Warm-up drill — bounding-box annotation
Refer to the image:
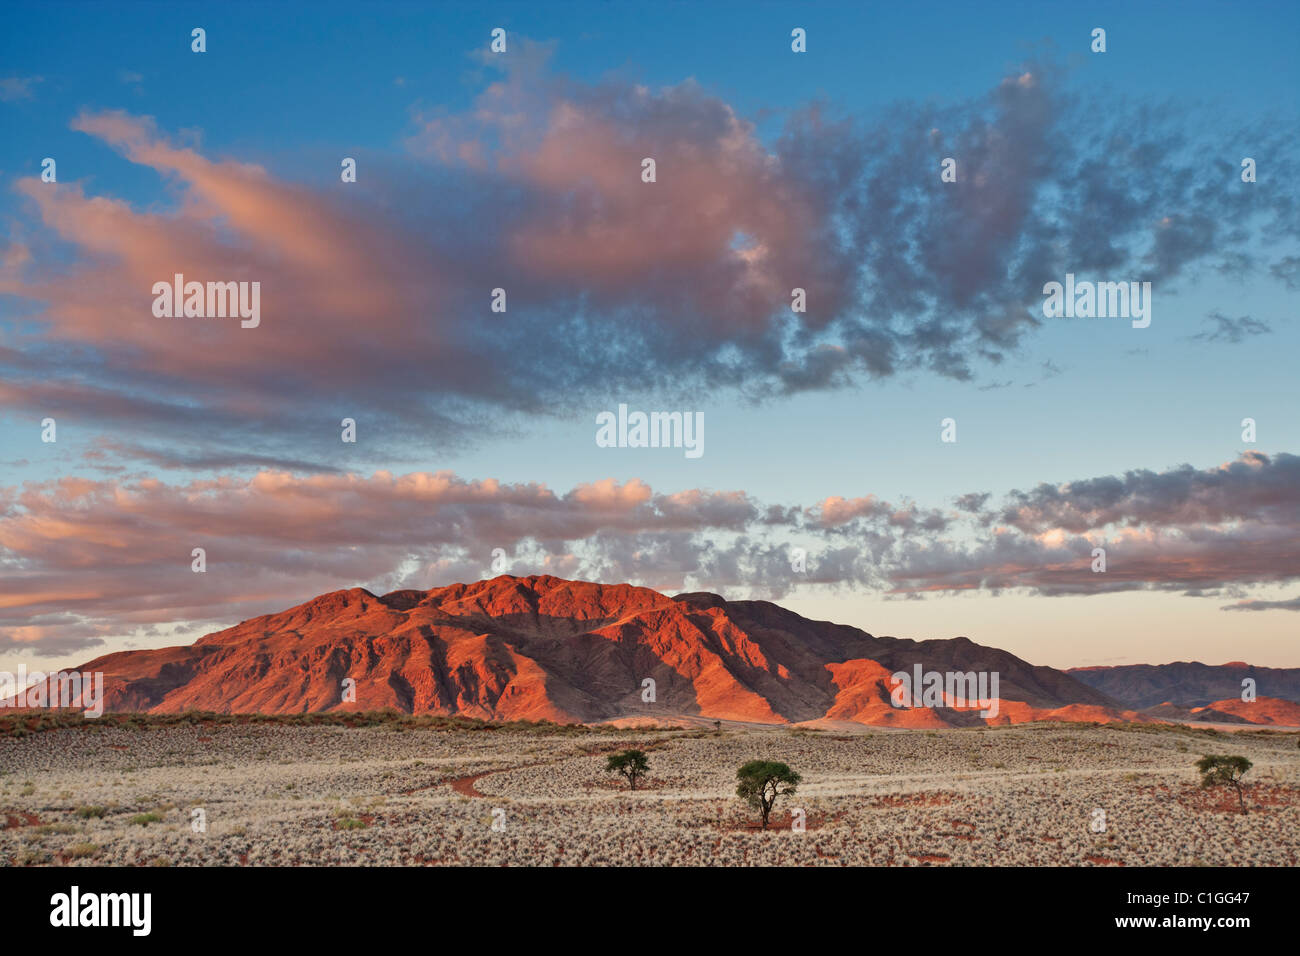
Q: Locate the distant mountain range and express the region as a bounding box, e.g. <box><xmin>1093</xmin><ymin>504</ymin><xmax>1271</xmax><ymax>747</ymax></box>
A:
<box><xmin>1069</xmin><ymin>661</ymin><xmax>1300</xmax><ymax>723</ymax></box>
<box><xmin>26</xmin><ymin>576</ymin><xmax>1300</xmax><ymax>727</ymax></box>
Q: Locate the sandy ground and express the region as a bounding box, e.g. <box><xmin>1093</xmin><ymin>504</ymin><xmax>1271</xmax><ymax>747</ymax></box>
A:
<box><xmin>2</xmin><ymin>719</ymin><xmax>1297</xmax><ymax>866</ymax></box>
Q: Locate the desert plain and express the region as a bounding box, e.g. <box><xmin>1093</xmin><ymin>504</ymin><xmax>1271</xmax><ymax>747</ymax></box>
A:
<box><xmin>2</xmin><ymin>714</ymin><xmax>1297</xmax><ymax>867</ymax></box>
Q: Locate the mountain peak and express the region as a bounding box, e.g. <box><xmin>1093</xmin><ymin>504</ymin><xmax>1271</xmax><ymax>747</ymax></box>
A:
<box><xmin>671</xmin><ymin>590</ymin><xmax>728</xmax><ymax>610</ymax></box>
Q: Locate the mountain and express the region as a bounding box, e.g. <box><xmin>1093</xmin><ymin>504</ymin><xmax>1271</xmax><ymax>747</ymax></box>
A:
<box><xmin>6</xmin><ymin>576</ymin><xmax>1190</xmax><ymax>726</ymax></box>
<box><xmin>16</xmin><ymin>577</ymin><xmax>1294</xmax><ymax>726</ymax></box>
<box><xmin>1141</xmin><ymin>696</ymin><xmax>1300</xmax><ymax>726</ymax></box>
<box><xmin>1069</xmin><ymin>661</ymin><xmax>1300</xmax><ymax>710</ymax></box>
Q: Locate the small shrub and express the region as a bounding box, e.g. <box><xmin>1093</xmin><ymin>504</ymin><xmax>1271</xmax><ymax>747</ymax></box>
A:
<box><xmin>36</xmin><ymin>823</ymin><xmax>79</xmax><ymax>835</ymax></box>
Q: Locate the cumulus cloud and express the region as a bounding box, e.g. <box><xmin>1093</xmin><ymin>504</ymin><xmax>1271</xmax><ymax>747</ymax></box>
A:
<box><xmin>3</xmin><ymin>452</ymin><xmax>1297</xmax><ymax>656</ymax></box>
<box><xmin>989</xmin><ymin>450</ymin><xmax>1299</xmax><ymax>533</ymax></box>
<box><xmin>0</xmin><ymin>470</ymin><xmax>769</xmax><ymax>653</ymax></box>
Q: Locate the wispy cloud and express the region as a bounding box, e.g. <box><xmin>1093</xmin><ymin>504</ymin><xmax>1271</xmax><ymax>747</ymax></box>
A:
<box><xmin>1221</xmin><ymin>595</ymin><xmax>1300</xmax><ymax>612</ymax></box>
<box><xmin>1190</xmin><ymin>310</ymin><xmax>1272</xmax><ymax>344</ymax></box>
<box><xmin>0</xmin><ymin>76</ymin><xmax>42</xmax><ymax>102</ymax></box>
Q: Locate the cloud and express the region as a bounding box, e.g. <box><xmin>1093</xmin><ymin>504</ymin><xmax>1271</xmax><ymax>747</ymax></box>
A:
<box><xmin>83</xmin><ymin>440</ymin><xmax>345</xmax><ymax>475</ymax></box>
<box><xmin>1190</xmin><ymin>311</ymin><xmax>1272</xmax><ymax>344</ymax></box>
<box><xmin>1</xmin><ymin>52</ymin><xmax>1295</xmax><ymax>471</ymax></box>
<box><xmin>0</xmin><ymin>76</ymin><xmax>42</xmax><ymax>102</ymax></box>
<box><xmin>885</xmin><ymin>451</ymin><xmax>1300</xmax><ymax>598</ymax></box>
<box><xmin>990</xmin><ymin>450</ymin><xmax>1299</xmax><ymax>533</ymax></box>
<box><xmin>0</xmin><ymin>470</ymin><xmax>769</xmax><ymax>654</ymax></box>
<box><xmin>1270</xmin><ymin>255</ymin><xmax>1300</xmax><ymax>291</ymax></box>
<box><xmin>1221</xmin><ymin>595</ymin><xmax>1300</xmax><ymax>612</ymax></box>
<box><xmin>3</xmin><ymin>452</ymin><xmax>1297</xmax><ymax>656</ymax></box>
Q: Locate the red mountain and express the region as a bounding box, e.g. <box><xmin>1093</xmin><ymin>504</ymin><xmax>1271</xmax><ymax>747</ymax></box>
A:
<box><xmin>46</xmin><ymin>576</ymin><xmax>1151</xmax><ymax>725</ymax></box>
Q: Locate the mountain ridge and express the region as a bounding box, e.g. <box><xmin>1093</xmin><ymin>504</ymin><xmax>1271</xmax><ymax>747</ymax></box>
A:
<box><xmin>1068</xmin><ymin>660</ymin><xmax>1300</xmax><ymax>710</ymax></box>
<box><xmin>17</xmin><ymin>576</ymin><xmax>1293</xmax><ymax>726</ymax></box>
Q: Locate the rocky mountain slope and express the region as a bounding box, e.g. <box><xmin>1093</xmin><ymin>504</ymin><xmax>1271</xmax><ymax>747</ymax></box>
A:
<box><xmin>28</xmin><ymin>575</ymin><xmax>1157</xmax><ymax>726</ymax></box>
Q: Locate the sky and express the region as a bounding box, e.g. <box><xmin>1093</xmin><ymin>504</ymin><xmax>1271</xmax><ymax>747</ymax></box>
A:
<box><xmin>1</xmin><ymin>0</ymin><xmax>1298</xmax><ymax>675</ymax></box>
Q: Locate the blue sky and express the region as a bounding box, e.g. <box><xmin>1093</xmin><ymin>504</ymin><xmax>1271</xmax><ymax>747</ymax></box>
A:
<box><xmin>2</xmin><ymin>0</ymin><xmax>1298</xmax><ymax>674</ymax></box>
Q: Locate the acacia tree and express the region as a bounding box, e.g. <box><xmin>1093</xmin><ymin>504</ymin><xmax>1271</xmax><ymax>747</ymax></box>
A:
<box><xmin>1196</xmin><ymin>754</ymin><xmax>1252</xmax><ymax>814</ymax></box>
<box><xmin>736</xmin><ymin>760</ymin><xmax>801</xmax><ymax>829</ymax></box>
<box><xmin>605</xmin><ymin>749</ymin><xmax>649</xmax><ymax>790</ymax></box>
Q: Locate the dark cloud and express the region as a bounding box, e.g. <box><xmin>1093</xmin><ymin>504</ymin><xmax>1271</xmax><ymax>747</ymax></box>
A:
<box><xmin>1221</xmin><ymin>595</ymin><xmax>1300</xmax><ymax>612</ymax></box>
